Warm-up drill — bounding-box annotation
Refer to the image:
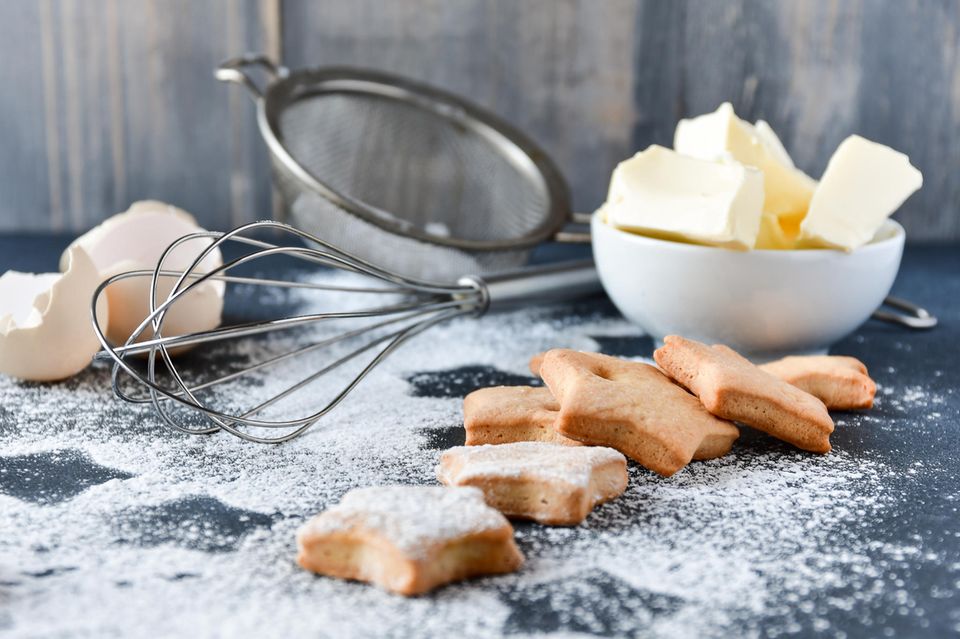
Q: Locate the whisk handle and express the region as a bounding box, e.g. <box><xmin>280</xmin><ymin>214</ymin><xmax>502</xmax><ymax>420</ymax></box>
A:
<box><xmin>462</xmin><ymin>260</ymin><xmax>603</xmax><ymax>313</ymax></box>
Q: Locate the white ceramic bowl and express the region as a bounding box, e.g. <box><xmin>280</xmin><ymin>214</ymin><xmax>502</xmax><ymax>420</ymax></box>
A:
<box><xmin>592</xmin><ymin>214</ymin><xmax>905</xmax><ymax>358</ymax></box>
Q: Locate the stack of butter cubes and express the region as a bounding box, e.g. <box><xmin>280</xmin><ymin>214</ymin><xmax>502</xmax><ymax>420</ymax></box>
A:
<box><xmin>600</xmin><ymin>103</ymin><xmax>923</xmax><ymax>252</ymax></box>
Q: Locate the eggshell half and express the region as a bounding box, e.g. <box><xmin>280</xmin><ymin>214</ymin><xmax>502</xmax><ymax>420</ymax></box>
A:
<box><xmin>0</xmin><ymin>246</ymin><xmax>109</xmax><ymax>381</ymax></box>
<box><xmin>62</xmin><ymin>201</ymin><xmax>225</xmax><ymax>351</ymax></box>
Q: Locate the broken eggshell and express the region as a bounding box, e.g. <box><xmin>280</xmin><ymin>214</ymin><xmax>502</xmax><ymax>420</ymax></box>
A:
<box><xmin>0</xmin><ymin>246</ymin><xmax>110</xmax><ymax>381</ymax></box>
<box><xmin>62</xmin><ymin>200</ymin><xmax>225</xmax><ymax>353</ymax></box>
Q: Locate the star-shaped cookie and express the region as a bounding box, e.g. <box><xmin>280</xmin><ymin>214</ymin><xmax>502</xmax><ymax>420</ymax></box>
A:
<box><xmin>296</xmin><ymin>486</ymin><xmax>523</xmax><ymax>596</ymax></box>
<box><xmin>437</xmin><ymin>441</ymin><xmax>628</xmax><ymax>525</ymax></box>
<box><xmin>538</xmin><ymin>349</ymin><xmax>740</xmax><ymax>477</ymax></box>
<box><xmin>463</xmin><ymin>385</ymin><xmax>581</xmax><ymax>446</ymax></box>
<box><xmin>760</xmin><ymin>355</ymin><xmax>876</xmax><ymax>410</ymax></box>
<box><xmin>654</xmin><ymin>335</ymin><xmax>835</xmax><ymax>453</ymax></box>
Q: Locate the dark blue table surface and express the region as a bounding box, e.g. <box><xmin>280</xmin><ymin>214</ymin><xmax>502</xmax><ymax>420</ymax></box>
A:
<box><xmin>0</xmin><ymin>234</ymin><xmax>958</xmax><ymax>637</ymax></box>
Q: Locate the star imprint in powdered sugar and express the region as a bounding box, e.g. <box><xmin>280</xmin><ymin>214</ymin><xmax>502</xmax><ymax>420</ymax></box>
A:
<box><xmin>112</xmin><ymin>495</ymin><xmax>277</xmax><ymax>553</ymax></box>
<box><xmin>0</xmin><ymin>449</ymin><xmax>133</xmax><ymax>505</ymax></box>
<box><xmin>405</xmin><ymin>365</ymin><xmax>540</xmax><ymax>399</ymax></box>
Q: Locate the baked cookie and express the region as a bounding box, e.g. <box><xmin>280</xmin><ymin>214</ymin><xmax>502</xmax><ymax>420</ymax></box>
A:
<box><xmin>437</xmin><ymin>442</ymin><xmax>628</xmax><ymax>525</ymax></box>
<box><xmin>538</xmin><ymin>349</ymin><xmax>740</xmax><ymax>476</ymax></box>
<box><xmin>760</xmin><ymin>355</ymin><xmax>876</xmax><ymax>410</ymax></box>
<box><xmin>653</xmin><ymin>335</ymin><xmax>835</xmax><ymax>453</ymax></box>
<box><xmin>528</xmin><ymin>351</ymin><xmax>733</xmax><ymax>461</ymax></box>
<box><xmin>296</xmin><ymin>486</ymin><xmax>523</xmax><ymax>596</ymax></box>
<box><xmin>529</xmin><ymin>352</ymin><xmax>545</xmax><ymax>376</ymax></box>
<box><xmin>463</xmin><ymin>386</ymin><xmax>581</xmax><ymax>446</ymax></box>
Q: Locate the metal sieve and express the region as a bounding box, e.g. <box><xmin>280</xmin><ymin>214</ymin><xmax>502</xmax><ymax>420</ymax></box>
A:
<box><xmin>215</xmin><ymin>54</ymin><xmax>588</xmax><ymax>281</ymax></box>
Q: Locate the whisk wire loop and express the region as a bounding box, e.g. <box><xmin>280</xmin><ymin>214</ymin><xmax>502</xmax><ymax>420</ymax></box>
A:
<box><xmin>92</xmin><ymin>220</ymin><xmax>486</xmax><ymax>442</ymax></box>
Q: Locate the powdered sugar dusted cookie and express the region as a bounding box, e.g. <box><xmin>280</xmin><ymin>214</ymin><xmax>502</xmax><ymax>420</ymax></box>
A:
<box><xmin>296</xmin><ymin>486</ymin><xmax>523</xmax><ymax>596</ymax></box>
<box><xmin>538</xmin><ymin>349</ymin><xmax>740</xmax><ymax>477</ymax></box>
<box><xmin>760</xmin><ymin>355</ymin><xmax>876</xmax><ymax>410</ymax></box>
<box><xmin>654</xmin><ymin>335</ymin><xmax>835</xmax><ymax>453</ymax></box>
<box><xmin>437</xmin><ymin>442</ymin><xmax>628</xmax><ymax>525</ymax></box>
<box><xmin>463</xmin><ymin>386</ymin><xmax>581</xmax><ymax>446</ymax></box>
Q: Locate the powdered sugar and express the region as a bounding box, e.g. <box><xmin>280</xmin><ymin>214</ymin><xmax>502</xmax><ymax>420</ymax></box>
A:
<box><xmin>1</xmin><ymin>265</ymin><xmax>957</xmax><ymax>637</ymax></box>
<box><xmin>298</xmin><ymin>485</ymin><xmax>509</xmax><ymax>558</ymax></box>
<box><xmin>438</xmin><ymin>442</ymin><xmax>625</xmax><ymax>488</ymax></box>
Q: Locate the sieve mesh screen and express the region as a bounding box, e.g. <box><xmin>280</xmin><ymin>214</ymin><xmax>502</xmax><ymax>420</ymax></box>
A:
<box><xmin>276</xmin><ymin>91</ymin><xmax>551</xmax><ymax>245</ymax></box>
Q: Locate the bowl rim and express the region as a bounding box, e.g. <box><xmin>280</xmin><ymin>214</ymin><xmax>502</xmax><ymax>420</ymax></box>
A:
<box><xmin>592</xmin><ymin>213</ymin><xmax>905</xmax><ymax>257</ymax></box>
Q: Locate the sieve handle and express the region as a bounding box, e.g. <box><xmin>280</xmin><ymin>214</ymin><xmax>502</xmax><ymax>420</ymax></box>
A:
<box><xmin>461</xmin><ymin>260</ymin><xmax>603</xmax><ymax>314</ymax></box>
<box><xmin>871</xmin><ymin>295</ymin><xmax>938</xmax><ymax>329</ymax></box>
<box><xmin>215</xmin><ymin>54</ymin><xmax>289</xmax><ymax>100</ymax></box>
<box><xmin>554</xmin><ymin>212</ymin><xmax>594</xmax><ymax>243</ymax></box>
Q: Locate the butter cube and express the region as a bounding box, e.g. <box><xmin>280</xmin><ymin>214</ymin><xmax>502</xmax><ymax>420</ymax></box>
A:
<box><xmin>604</xmin><ymin>145</ymin><xmax>764</xmax><ymax>250</ymax></box>
<box><xmin>754</xmin><ymin>120</ymin><xmax>795</xmax><ymax>168</ymax></box>
<box><xmin>799</xmin><ymin>135</ymin><xmax>922</xmax><ymax>251</ymax></box>
<box><xmin>756</xmin><ymin>212</ymin><xmax>801</xmax><ymax>250</ymax></box>
<box><xmin>675</xmin><ymin>103</ymin><xmax>816</xmax><ymax>220</ymax></box>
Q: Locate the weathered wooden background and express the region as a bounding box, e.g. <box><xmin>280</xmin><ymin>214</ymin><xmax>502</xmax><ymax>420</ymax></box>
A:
<box><xmin>1</xmin><ymin>0</ymin><xmax>958</xmax><ymax>241</ymax></box>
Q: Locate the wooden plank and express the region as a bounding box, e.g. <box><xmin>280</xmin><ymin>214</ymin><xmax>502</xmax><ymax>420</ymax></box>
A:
<box><xmin>112</xmin><ymin>0</ymin><xmax>278</xmax><ymax>231</ymax></box>
<box><xmin>854</xmin><ymin>0</ymin><xmax>960</xmax><ymax>239</ymax></box>
<box><xmin>0</xmin><ymin>0</ymin><xmax>279</xmax><ymax>234</ymax></box>
<box><xmin>0</xmin><ymin>2</ymin><xmax>56</xmax><ymax>231</ymax></box>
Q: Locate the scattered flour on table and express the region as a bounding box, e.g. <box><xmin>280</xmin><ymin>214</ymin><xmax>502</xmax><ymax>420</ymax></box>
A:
<box><xmin>0</xmin><ymin>269</ymin><xmax>952</xmax><ymax>638</ymax></box>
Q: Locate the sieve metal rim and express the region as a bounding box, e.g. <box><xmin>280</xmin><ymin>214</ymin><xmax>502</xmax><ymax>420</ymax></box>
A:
<box><xmin>221</xmin><ymin>56</ymin><xmax>572</xmax><ymax>252</ymax></box>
